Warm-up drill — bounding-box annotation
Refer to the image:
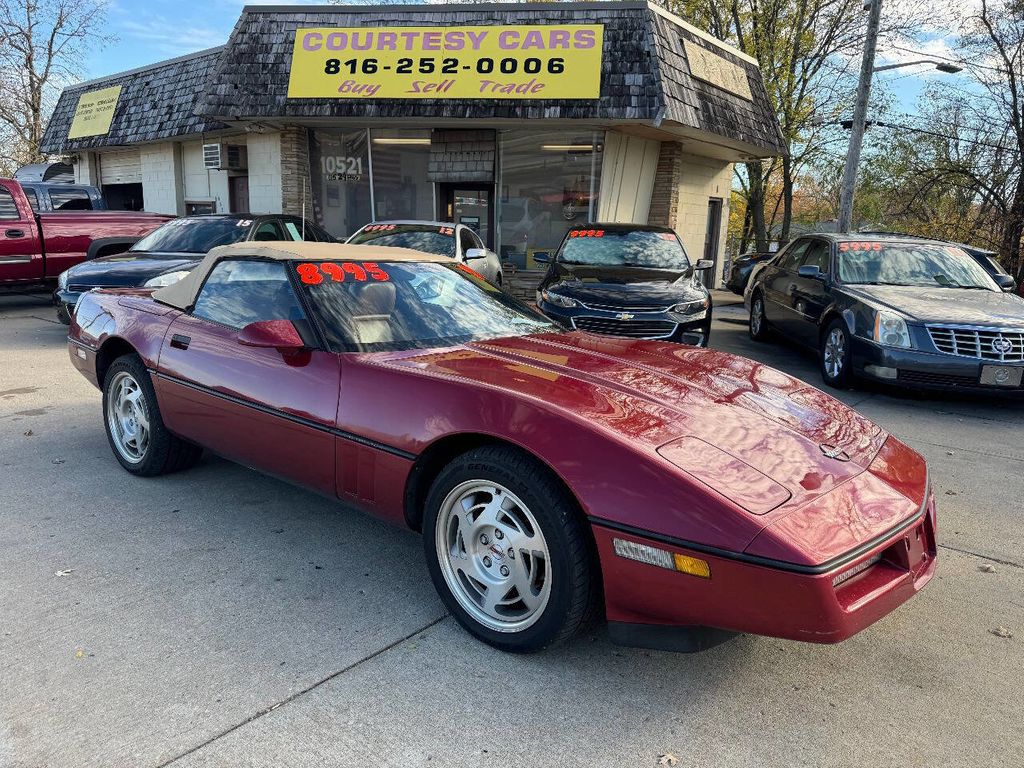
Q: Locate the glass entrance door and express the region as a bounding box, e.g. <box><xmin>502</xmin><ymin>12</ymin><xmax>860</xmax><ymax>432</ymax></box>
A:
<box><xmin>441</xmin><ymin>185</ymin><xmax>493</xmax><ymax>248</ymax></box>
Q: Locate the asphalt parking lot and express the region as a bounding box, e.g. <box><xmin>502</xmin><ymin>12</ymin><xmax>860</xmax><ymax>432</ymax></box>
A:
<box><xmin>2</xmin><ymin>289</ymin><xmax>1022</xmax><ymax>768</ymax></box>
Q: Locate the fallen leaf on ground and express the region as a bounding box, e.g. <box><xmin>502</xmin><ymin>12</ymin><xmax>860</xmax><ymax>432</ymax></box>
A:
<box><xmin>54</xmin><ymin>569</ymin><xmax>73</xmax><ymax>577</ymax></box>
<box><xmin>51</xmin><ymin>458</ymin><xmax>65</xmax><ymax>464</ymax></box>
<box><xmin>978</xmin><ymin>564</ymin><xmax>997</xmax><ymax>573</ymax></box>
<box><xmin>75</xmin><ymin>649</ymin><xmax>84</xmax><ymax>659</ymax></box>
<box><xmin>658</xmin><ymin>754</ymin><xmax>679</xmax><ymax>766</ymax></box>
<box><xmin>944</xmin><ymin>490</ymin><xmax>957</xmax><ymax>496</ymax></box>
<box><xmin>23</xmin><ymin>430</ymin><xmax>33</xmax><ymax>436</ymax></box>
<box><xmin>989</xmin><ymin>627</ymin><xmax>1013</xmax><ymax>639</ymax></box>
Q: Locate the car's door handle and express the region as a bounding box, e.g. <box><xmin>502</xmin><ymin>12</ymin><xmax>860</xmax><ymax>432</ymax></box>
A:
<box><xmin>169</xmin><ymin>334</ymin><xmax>191</xmax><ymax>350</ymax></box>
<box><xmin>4</xmin><ymin>229</ymin><xmax>25</xmax><ymax>238</ymax></box>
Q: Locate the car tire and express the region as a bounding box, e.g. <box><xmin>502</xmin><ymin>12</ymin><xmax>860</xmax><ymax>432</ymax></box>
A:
<box><xmin>820</xmin><ymin>319</ymin><xmax>853</xmax><ymax>389</ymax></box>
<box><xmin>102</xmin><ymin>354</ymin><xmax>202</xmax><ymax>476</ymax></box>
<box><xmin>749</xmin><ymin>292</ymin><xmax>771</xmax><ymax>341</ymax></box>
<box><xmin>422</xmin><ymin>445</ymin><xmax>597</xmax><ymax>653</ymax></box>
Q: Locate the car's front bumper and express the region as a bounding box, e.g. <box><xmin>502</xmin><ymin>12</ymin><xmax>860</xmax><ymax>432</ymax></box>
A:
<box><xmin>851</xmin><ymin>336</ymin><xmax>1024</xmax><ymax>395</ymax></box>
<box><xmin>53</xmin><ymin>288</ymin><xmax>83</xmax><ymax>323</ymax></box>
<box><xmin>591</xmin><ymin>492</ymin><xmax>937</xmax><ymax>650</ymax></box>
<box><xmin>538</xmin><ymin>301</ymin><xmax>712</xmax><ymax>347</ymax></box>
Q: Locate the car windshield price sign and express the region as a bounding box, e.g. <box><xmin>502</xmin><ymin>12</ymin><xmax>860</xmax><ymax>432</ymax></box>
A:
<box><xmin>288</xmin><ymin>25</ymin><xmax>603</xmax><ymax>99</ymax></box>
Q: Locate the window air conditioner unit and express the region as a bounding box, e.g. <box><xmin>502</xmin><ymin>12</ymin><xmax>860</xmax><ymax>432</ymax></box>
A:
<box><xmin>203</xmin><ymin>143</ymin><xmax>248</xmax><ymax>171</ymax></box>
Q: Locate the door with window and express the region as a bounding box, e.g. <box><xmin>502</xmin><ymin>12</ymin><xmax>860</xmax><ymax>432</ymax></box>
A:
<box><xmin>702</xmin><ymin>198</ymin><xmax>724</xmax><ymax>288</ymax></box>
<box><xmin>0</xmin><ymin>182</ymin><xmax>42</xmax><ymax>281</ymax></box>
<box><xmin>789</xmin><ymin>238</ymin><xmax>833</xmax><ymax>346</ymax></box>
<box><xmin>155</xmin><ymin>259</ymin><xmax>341</xmax><ymax>495</ymax></box>
<box><xmin>761</xmin><ymin>238</ymin><xmax>810</xmax><ymax>328</ymax></box>
<box><xmin>440</xmin><ymin>184</ymin><xmax>493</xmax><ymax>248</ymax></box>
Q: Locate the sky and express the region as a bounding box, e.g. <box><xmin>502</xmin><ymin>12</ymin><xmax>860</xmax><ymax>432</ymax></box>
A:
<box><xmin>89</xmin><ymin>0</ymin><xmax>974</xmax><ymax>116</ymax></box>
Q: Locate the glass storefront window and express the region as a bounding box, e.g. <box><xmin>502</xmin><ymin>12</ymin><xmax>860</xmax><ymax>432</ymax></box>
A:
<box><xmin>309</xmin><ymin>129</ymin><xmax>371</xmax><ymax>239</ymax></box>
<box><xmin>369</xmin><ymin>129</ymin><xmax>434</xmax><ymax>222</ymax></box>
<box><xmin>498</xmin><ymin>131</ymin><xmax>602</xmax><ymax>269</ymax></box>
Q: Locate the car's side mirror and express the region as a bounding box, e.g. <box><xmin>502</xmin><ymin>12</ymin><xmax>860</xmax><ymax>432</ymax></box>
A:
<box><xmin>994</xmin><ymin>274</ymin><xmax>1016</xmax><ymax>292</ymax></box>
<box><xmin>464</xmin><ymin>247</ymin><xmax>487</xmax><ymax>261</ymax></box>
<box><xmin>238</xmin><ymin>320</ymin><xmax>305</xmax><ymax>352</ymax></box>
<box><xmin>693</xmin><ymin>259</ymin><xmax>714</xmax><ymax>271</ymax></box>
<box><xmin>532</xmin><ymin>252</ymin><xmax>550</xmax><ymax>264</ymax></box>
<box><xmin>798</xmin><ymin>265</ymin><xmax>825</xmax><ymax>279</ymax></box>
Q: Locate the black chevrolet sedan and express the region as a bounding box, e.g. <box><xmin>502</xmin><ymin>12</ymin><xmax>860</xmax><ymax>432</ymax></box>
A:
<box><xmin>535</xmin><ymin>224</ymin><xmax>714</xmax><ymax>346</ymax></box>
<box><xmin>746</xmin><ymin>233</ymin><xmax>1024</xmax><ymax>393</ymax></box>
<box><xmin>54</xmin><ymin>214</ymin><xmax>333</xmax><ymax>323</ymax></box>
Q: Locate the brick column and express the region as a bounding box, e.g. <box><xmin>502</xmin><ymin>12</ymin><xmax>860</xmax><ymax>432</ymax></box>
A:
<box><xmin>280</xmin><ymin>126</ymin><xmax>312</xmax><ymax>218</ymax></box>
<box><xmin>647</xmin><ymin>141</ymin><xmax>682</xmax><ymax>227</ymax></box>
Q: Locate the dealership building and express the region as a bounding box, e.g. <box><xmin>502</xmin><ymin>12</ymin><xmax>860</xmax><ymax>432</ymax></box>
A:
<box><xmin>41</xmin><ymin>1</ymin><xmax>784</xmax><ymax>286</ymax></box>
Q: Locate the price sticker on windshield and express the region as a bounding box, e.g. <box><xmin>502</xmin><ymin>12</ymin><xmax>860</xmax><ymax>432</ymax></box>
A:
<box><xmin>839</xmin><ymin>242</ymin><xmax>883</xmax><ymax>252</ymax></box>
<box><xmin>297</xmin><ymin>262</ymin><xmax>390</xmax><ymax>284</ymax></box>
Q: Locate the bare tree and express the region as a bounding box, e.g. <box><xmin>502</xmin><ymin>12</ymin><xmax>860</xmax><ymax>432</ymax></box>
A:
<box><xmin>0</xmin><ymin>0</ymin><xmax>113</xmax><ymax>173</ymax></box>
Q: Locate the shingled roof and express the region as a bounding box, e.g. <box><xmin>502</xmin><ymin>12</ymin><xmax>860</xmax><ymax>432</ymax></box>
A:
<box><xmin>198</xmin><ymin>1</ymin><xmax>785</xmax><ymax>157</ymax></box>
<box><xmin>40</xmin><ymin>47</ymin><xmax>229</xmax><ymax>154</ymax></box>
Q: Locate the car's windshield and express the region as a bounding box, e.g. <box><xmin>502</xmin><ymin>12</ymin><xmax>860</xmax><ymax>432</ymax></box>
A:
<box><xmin>348</xmin><ymin>224</ymin><xmax>457</xmax><ymax>258</ymax></box>
<box><xmin>838</xmin><ymin>242</ymin><xmax>998</xmax><ymax>290</ymax></box>
<box><xmin>130</xmin><ymin>218</ymin><xmax>252</xmax><ymax>254</ymax></box>
<box><xmin>296</xmin><ymin>261</ymin><xmax>556</xmax><ymax>352</ymax></box>
<box><xmin>558</xmin><ymin>229</ymin><xmax>690</xmax><ymax>269</ymax></box>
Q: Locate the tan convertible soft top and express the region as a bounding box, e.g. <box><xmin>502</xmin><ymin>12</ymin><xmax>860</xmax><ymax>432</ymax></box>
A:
<box><xmin>152</xmin><ymin>241</ymin><xmax>454</xmax><ymax>310</ymax></box>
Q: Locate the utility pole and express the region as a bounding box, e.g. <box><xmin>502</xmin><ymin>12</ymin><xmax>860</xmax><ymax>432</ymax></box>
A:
<box><xmin>837</xmin><ymin>0</ymin><xmax>883</xmax><ymax>232</ymax></box>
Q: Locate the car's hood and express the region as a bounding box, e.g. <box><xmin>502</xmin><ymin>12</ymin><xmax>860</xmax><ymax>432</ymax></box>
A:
<box><xmin>843</xmin><ymin>284</ymin><xmax>1024</xmax><ymax>325</ymax></box>
<box><xmin>66</xmin><ymin>253</ymin><xmax>200</xmax><ymax>286</ymax></box>
<box><xmin>546</xmin><ymin>263</ymin><xmax>704</xmax><ymax>307</ymax></box>
<box><xmin>380</xmin><ymin>332</ymin><xmax>927</xmax><ymax>565</ymax></box>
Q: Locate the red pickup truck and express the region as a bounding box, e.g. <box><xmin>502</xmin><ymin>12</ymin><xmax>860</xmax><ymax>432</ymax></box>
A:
<box><xmin>0</xmin><ymin>178</ymin><xmax>171</xmax><ymax>287</ymax></box>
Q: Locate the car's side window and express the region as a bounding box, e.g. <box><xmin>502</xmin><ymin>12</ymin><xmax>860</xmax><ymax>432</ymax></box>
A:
<box><xmin>0</xmin><ymin>188</ymin><xmax>21</xmax><ymax>220</ymax></box>
<box><xmin>800</xmin><ymin>241</ymin><xmax>830</xmax><ymax>273</ymax></box>
<box><xmin>779</xmin><ymin>240</ymin><xmax>810</xmax><ymax>271</ymax></box>
<box><xmin>49</xmin><ymin>188</ymin><xmax>93</xmax><ymax>210</ymax></box>
<box><xmin>458</xmin><ymin>228</ymin><xmax>476</xmax><ymax>256</ymax></box>
<box><xmin>253</xmin><ymin>220</ymin><xmax>286</xmax><ymax>241</ymax></box>
<box><xmin>192</xmin><ymin>260</ymin><xmax>307</xmax><ymax>330</ymax></box>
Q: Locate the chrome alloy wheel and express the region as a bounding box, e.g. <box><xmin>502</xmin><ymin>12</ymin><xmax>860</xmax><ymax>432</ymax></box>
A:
<box><xmin>823</xmin><ymin>327</ymin><xmax>846</xmax><ymax>379</ymax></box>
<box><xmin>751</xmin><ymin>298</ymin><xmax>765</xmax><ymax>335</ymax></box>
<box><xmin>106</xmin><ymin>371</ymin><xmax>150</xmax><ymax>464</ymax></box>
<box><xmin>435</xmin><ymin>480</ymin><xmax>552</xmax><ymax>633</ymax></box>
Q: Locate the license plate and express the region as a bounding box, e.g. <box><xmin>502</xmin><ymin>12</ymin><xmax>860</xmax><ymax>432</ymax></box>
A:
<box><xmin>980</xmin><ymin>365</ymin><xmax>1023</xmax><ymax>387</ymax></box>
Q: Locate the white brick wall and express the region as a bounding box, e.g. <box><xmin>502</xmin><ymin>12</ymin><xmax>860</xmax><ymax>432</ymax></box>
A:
<box><xmin>246</xmin><ymin>132</ymin><xmax>283</xmax><ymax>214</ymax></box>
<box><xmin>674</xmin><ymin>153</ymin><xmax>732</xmax><ymax>287</ymax></box>
<box><xmin>182</xmin><ymin>140</ymin><xmax>231</xmax><ymax>212</ymax></box>
<box><xmin>139</xmin><ymin>143</ymin><xmax>183</xmax><ymax>215</ymax></box>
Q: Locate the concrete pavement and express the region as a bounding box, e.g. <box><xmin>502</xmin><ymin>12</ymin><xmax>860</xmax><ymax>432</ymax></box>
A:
<box><xmin>1</xmin><ymin>291</ymin><xmax>1021</xmax><ymax>768</ymax></box>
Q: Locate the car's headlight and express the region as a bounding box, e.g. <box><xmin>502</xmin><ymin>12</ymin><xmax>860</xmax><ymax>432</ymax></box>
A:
<box><xmin>541</xmin><ymin>289</ymin><xmax>579</xmax><ymax>308</ymax></box>
<box><xmin>873</xmin><ymin>310</ymin><xmax>911</xmax><ymax>348</ymax></box>
<box><xmin>57</xmin><ymin>270</ymin><xmax>69</xmax><ymax>290</ymax></box>
<box><xmin>671</xmin><ymin>297</ymin><xmax>710</xmax><ymax>315</ymax></box>
<box><xmin>144</xmin><ymin>270</ymin><xmax>191</xmax><ymax>288</ymax></box>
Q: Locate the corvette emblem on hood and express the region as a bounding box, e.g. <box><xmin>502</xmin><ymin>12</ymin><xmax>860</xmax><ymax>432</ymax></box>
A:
<box><xmin>819</xmin><ymin>443</ymin><xmax>851</xmax><ymax>462</ymax></box>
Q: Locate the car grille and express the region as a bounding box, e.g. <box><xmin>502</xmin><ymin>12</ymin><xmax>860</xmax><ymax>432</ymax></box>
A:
<box><xmin>578</xmin><ymin>300</ymin><xmax>673</xmax><ymax>313</ymax></box>
<box><xmin>573</xmin><ymin>317</ymin><xmax>677</xmax><ymax>339</ymax></box>
<box><xmin>926</xmin><ymin>325</ymin><xmax>1024</xmax><ymax>362</ymax></box>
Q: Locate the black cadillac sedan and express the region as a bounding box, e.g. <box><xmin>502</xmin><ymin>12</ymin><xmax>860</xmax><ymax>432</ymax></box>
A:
<box><xmin>746</xmin><ymin>233</ymin><xmax>1024</xmax><ymax>394</ymax></box>
<box><xmin>535</xmin><ymin>224</ymin><xmax>714</xmax><ymax>346</ymax></box>
<box><xmin>54</xmin><ymin>214</ymin><xmax>334</xmax><ymax>323</ymax></box>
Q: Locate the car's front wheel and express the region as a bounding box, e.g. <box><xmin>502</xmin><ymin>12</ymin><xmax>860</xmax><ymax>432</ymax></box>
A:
<box><xmin>423</xmin><ymin>445</ymin><xmax>597</xmax><ymax>653</ymax></box>
<box><xmin>749</xmin><ymin>293</ymin><xmax>770</xmax><ymax>341</ymax></box>
<box><xmin>820</xmin><ymin>319</ymin><xmax>853</xmax><ymax>389</ymax></box>
<box><xmin>103</xmin><ymin>354</ymin><xmax>202</xmax><ymax>476</ymax></box>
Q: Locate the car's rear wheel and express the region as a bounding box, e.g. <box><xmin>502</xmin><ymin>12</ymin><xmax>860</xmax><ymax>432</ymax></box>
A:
<box><xmin>103</xmin><ymin>354</ymin><xmax>202</xmax><ymax>476</ymax></box>
<box><xmin>820</xmin><ymin>319</ymin><xmax>853</xmax><ymax>389</ymax></box>
<box><xmin>749</xmin><ymin>293</ymin><xmax>770</xmax><ymax>341</ymax></box>
<box><xmin>423</xmin><ymin>445</ymin><xmax>597</xmax><ymax>653</ymax></box>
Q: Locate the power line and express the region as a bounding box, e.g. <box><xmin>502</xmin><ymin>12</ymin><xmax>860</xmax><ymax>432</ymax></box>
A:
<box><xmin>887</xmin><ymin>43</ymin><xmax>1007</xmax><ymax>74</ymax></box>
<box><xmin>833</xmin><ymin>118</ymin><xmax>1019</xmax><ymax>152</ymax></box>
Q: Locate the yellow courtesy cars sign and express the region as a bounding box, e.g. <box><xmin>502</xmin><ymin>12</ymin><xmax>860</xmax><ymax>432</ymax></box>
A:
<box><xmin>288</xmin><ymin>25</ymin><xmax>604</xmax><ymax>99</ymax></box>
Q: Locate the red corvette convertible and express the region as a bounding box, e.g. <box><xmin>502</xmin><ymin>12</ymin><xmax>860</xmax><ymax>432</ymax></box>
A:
<box><xmin>67</xmin><ymin>242</ymin><xmax>937</xmax><ymax>653</ymax></box>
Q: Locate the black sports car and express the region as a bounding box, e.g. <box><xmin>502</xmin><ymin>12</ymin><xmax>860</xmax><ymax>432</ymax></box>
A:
<box><xmin>746</xmin><ymin>233</ymin><xmax>1024</xmax><ymax>394</ymax></box>
<box><xmin>54</xmin><ymin>214</ymin><xmax>333</xmax><ymax>323</ymax></box>
<box><xmin>535</xmin><ymin>223</ymin><xmax>714</xmax><ymax>346</ymax></box>
<box><xmin>725</xmin><ymin>251</ymin><xmax>775</xmax><ymax>294</ymax></box>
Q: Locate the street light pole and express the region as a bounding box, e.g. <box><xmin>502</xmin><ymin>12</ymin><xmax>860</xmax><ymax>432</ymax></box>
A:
<box><xmin>837</xmin><ymin>0</ymin><xmax>883</xmax><ymax>232</ymax></box>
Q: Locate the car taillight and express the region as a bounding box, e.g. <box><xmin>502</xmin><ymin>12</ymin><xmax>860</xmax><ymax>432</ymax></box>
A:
<box><xmin>832</xmin><ymin>553</ymin><xmax>882</xmax><ymax>588</ymax></box>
